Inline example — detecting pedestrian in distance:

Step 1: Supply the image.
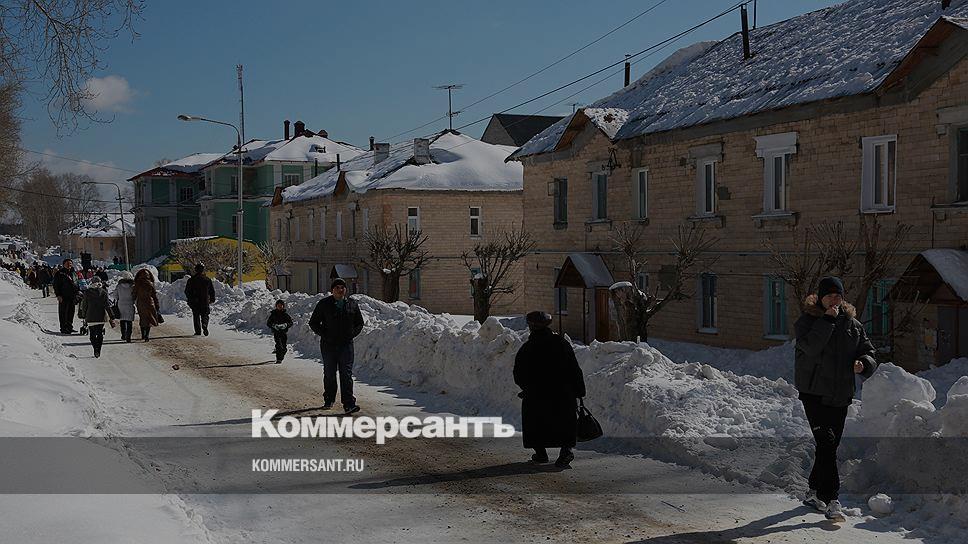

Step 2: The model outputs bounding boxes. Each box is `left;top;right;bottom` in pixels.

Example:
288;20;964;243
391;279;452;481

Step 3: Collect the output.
513;310;586;468
184;263;215;336
78;278;115;358
37;264;52;298
53;258;80;334
267;299;294;364
794;276;878;522
133;268;160;342
95;267;109;283
308;278;365;414
113;271;136;342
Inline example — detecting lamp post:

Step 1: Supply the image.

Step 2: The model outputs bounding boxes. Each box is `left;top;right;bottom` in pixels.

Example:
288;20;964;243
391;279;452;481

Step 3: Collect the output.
82;181;130;270
178;114;244;287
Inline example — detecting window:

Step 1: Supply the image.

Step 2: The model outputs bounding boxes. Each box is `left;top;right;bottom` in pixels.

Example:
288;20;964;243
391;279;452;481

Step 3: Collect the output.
553;178;568;224
306;268;314;293
409;268;421;299
861;135;897;211
336;211;343;240
592;173;608;220
958;129;968;202
755;132;797;213
293;217;300;242
407;207;420;234
283;173;300;187
765;277;787;337
180;219;197;238
636;272;648;293
699;273;717;332
769;154;791;211
231;214;238;235
633;169;648;219
275;219;282;241
179;186;194;203
157;217;170;250
469;207;481;236
320;208;326;239
553;267;568;314
865;280;893;337
230;175;239;194
351;209;357;238
697;159;717;215
99;241;104;251
308;211;314;241
470;267;481;297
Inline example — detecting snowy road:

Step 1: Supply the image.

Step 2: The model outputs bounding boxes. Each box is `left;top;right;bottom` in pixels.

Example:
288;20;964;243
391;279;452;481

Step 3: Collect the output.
4;290;921;543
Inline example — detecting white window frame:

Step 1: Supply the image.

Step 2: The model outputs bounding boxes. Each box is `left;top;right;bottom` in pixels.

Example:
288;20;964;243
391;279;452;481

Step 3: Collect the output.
698;273;718;333
407;207;420;234
755;132;797;214
696;158;717;216
633;168;648;220
283;173;300;187
636;271;648;293
409;268;421;300
336;211;343;241
861;135;897;212
469;206;482;236
592;173;608;220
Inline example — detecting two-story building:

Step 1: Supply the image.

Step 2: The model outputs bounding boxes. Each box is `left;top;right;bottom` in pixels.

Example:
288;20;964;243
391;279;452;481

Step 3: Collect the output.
269;130;524;316
60;214;135;265
197;122;363;245
509;0;968;370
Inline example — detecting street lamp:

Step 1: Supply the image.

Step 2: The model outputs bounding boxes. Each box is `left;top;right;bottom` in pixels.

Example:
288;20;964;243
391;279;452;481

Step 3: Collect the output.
82;181;130;271
178;113;245;287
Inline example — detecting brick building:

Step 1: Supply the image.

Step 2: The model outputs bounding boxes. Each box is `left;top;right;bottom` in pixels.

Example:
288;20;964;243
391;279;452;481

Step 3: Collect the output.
269;130;525;316
509;0;968;370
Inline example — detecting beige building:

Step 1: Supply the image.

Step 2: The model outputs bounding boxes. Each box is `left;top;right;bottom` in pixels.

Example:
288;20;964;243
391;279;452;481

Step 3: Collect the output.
509;0;968;371
61;214;135;266
269;130;525;316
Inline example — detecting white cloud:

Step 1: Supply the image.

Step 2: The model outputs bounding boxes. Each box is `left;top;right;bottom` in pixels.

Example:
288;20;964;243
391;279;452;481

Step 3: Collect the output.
81;75;136;113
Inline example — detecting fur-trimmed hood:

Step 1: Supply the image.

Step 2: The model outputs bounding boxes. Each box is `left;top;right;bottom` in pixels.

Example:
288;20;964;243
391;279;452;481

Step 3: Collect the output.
802;294;856;318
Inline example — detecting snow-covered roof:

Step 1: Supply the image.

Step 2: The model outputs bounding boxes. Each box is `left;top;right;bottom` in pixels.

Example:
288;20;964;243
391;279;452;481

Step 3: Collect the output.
68;215;135;238
162;153;224;174
512;0;968;159
209;135;364;167
922;249;968;302
281;131;523;203
555;253;614;289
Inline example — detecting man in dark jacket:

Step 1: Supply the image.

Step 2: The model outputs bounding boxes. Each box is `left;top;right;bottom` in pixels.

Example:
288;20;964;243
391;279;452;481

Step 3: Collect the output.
794;276;877;521
267;299;293;364
53;258;80;334
37;265;52;297
513;311;586;468
184;263;216;336
308;278;365;414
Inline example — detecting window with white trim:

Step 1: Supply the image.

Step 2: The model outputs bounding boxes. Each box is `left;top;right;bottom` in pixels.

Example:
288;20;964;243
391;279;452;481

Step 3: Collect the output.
469;206;481;236
697;159;717;215
407;207;420;234
336;211;343;241
470;267;481;297
755;132;797;213
636;272;648;293
179;186;194;203
553;178;568;224
592;173;608;220
633;168;648;219
861;135;897;211
409;268;421;299
765;276;787;337
283;173;300;187
699;273;717;332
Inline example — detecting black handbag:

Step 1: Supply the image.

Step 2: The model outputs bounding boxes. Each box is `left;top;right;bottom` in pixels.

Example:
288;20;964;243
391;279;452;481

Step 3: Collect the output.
576;398;603;442
156;311;165;324
110;300;121;320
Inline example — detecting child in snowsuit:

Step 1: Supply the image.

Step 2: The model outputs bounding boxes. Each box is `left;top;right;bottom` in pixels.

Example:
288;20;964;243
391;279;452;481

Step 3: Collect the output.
267;300;293;364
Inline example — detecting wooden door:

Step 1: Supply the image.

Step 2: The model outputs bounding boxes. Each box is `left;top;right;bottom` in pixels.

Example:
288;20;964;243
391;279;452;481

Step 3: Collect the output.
595;289;610;342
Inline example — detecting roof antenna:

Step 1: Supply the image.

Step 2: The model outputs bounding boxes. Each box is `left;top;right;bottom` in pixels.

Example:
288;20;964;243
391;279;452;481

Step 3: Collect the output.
434;84;463;130
741;4;752;60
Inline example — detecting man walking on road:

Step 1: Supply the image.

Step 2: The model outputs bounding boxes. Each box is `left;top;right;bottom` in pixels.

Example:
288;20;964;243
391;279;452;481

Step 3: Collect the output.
53;258;79;334
185;263;215;336
309;278;365;414
794;276;878;522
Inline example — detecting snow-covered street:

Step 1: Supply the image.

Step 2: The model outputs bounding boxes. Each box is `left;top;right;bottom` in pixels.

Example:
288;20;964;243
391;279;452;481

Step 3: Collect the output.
1;272;942;543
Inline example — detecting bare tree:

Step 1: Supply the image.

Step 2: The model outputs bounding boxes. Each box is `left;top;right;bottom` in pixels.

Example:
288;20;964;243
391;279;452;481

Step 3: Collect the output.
360;224;431;302
460;228;534;323
764;225;829;308
12;168;103;246
170;238;253;285
255;239;292;289
856;213;913;318
609;223;719;342
0;82;22;214
210;242;252;285
1;0;145;132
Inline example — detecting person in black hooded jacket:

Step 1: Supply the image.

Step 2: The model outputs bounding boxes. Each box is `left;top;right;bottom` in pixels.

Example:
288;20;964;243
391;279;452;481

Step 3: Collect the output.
794;276;877;520
184;263;215;336
267;299;293;364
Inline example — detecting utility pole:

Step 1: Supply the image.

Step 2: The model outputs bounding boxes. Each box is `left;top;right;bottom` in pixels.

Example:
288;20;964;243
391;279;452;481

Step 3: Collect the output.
237;64;245;143
434;84;463;130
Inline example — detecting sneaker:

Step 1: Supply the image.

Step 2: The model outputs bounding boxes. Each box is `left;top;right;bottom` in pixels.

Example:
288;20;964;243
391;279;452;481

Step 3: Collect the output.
803;490;826;512
825;500;845;522
344;405;361;415
322;402;334;410
554;449;575;468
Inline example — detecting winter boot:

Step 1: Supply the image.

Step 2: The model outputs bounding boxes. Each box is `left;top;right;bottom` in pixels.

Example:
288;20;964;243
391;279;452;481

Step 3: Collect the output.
94;347;100;358
824;500;845;522
530;448;549;464
344;405;361;415
803;490;826;512
202;326;209;336
554;448;575;468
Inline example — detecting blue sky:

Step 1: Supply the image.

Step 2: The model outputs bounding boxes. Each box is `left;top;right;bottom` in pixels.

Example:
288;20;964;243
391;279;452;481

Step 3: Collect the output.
18;0;842;189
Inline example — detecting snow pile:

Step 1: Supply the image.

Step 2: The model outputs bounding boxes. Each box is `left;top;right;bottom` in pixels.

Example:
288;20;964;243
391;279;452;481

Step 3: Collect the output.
648;337;795;382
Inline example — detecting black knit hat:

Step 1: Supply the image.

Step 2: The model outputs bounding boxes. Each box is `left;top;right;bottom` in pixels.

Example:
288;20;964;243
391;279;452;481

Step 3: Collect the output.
816;276;845;299
331;277;347;289
526;311;552;327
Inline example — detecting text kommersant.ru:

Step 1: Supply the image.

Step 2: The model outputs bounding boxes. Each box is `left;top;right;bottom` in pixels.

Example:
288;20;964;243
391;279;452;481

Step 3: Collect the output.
251;410;516;444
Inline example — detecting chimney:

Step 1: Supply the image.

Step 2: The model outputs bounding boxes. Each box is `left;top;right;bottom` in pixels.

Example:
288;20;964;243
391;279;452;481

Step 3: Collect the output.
373;142;390;165
284;120;290;140
741;5;752;60
943;0;952;9
336;154;341;171
294;120;306;138
318;128;328;138
413;138;431;165
369;136;375;151
624;55;631;87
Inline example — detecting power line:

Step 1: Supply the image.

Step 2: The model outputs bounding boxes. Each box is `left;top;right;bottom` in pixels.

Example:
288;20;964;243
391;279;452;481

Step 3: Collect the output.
17;148;142;174
381;0;673;142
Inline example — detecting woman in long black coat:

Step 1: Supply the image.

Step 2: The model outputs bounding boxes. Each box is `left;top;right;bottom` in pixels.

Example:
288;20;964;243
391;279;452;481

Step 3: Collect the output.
513;311;586;467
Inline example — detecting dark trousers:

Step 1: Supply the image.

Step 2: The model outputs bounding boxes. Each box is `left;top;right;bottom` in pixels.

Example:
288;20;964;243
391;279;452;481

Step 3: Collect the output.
801;395;849;503
89;324;104;352
58;299;76;332
191;307;210;334
321;343;356;408
273;330;288;360
42;284;50;297
120;320;133;341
